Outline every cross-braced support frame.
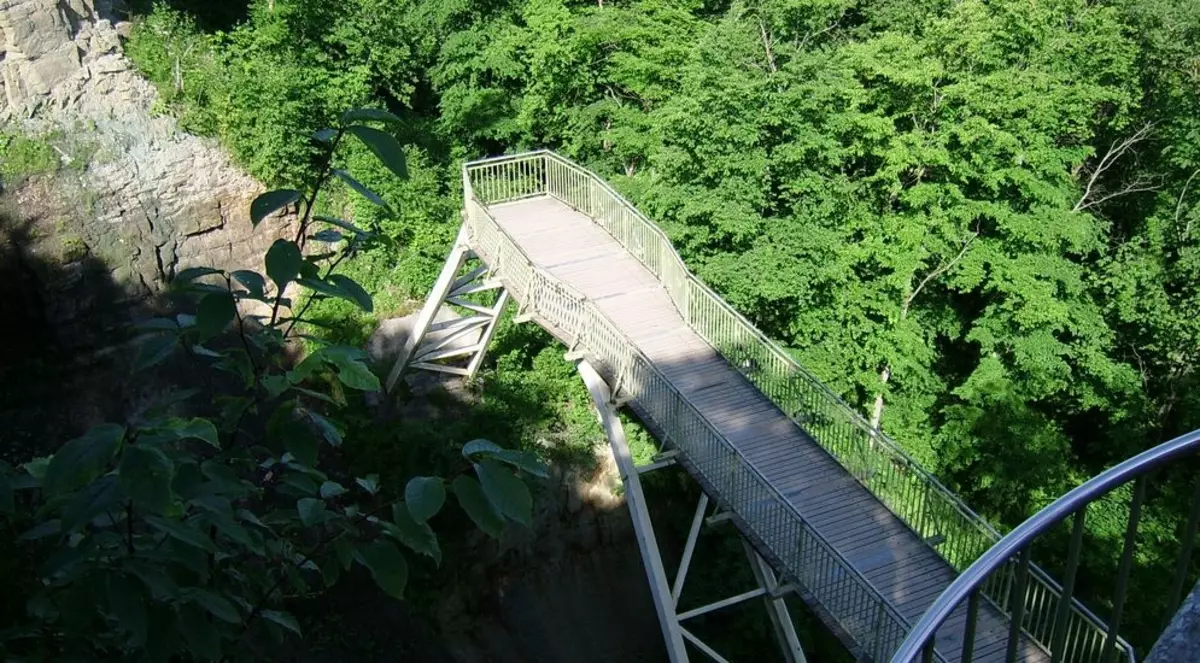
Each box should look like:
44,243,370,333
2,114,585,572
576,359,807,663
385,226,509,392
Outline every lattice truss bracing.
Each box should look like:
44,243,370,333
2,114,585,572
384,226,509,391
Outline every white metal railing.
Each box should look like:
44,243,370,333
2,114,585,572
462,151,1132,662
463,156,914,661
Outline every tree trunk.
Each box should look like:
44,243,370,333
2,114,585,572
871,365,890,430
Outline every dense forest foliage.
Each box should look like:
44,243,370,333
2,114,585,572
118,0,1199,654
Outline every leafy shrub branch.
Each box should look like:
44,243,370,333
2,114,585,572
0,110,545,661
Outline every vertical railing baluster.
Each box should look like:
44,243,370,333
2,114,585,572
1005,547,1032,663
1166,478,1200,626
962,589,979,663
1101,476,1145,663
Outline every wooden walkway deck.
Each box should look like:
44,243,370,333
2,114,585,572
484,196,1048,662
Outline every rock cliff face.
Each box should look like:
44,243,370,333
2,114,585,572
0,0,288,451
2,0,285,290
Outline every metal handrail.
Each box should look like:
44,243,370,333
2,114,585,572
462,155,918,661
892,427,1200,662
493,151,1131,661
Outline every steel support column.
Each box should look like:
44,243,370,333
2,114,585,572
575,359,808,663
577,359,689,661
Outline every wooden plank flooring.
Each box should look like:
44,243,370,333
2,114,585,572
483,196,1047,663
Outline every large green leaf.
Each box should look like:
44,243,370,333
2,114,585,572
328,274,373,312
314,215,372,237
166,417,221,449
232,270,266,299
389,503,441,565
186,588,240,624
125,560,179,600
354,540,409,598
404,476,445,523
265,239,303,290
347,125,408,180
334,535,355,570
43,424,125,495
295,277,342,300
178,602,221,661
107,573,148,646
268,401,319,466
340,108,404,125
61,475,120,532
173,266,222,284
491,449,549,479
119,446,176,515
196,291,235,341
475,459,533,528
302,409,343,446
261,609,302,637
134,333,177,371
145,515,218,553
296,497,325,526
319,481,347,498
333,358,380,391
355,474,380,495
451,475,505,538
462,439,548,478
251,189,301,227
462,439,504,459
334,169,390,211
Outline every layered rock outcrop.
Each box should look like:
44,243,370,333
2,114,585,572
0,0,288,450
2,0,284,289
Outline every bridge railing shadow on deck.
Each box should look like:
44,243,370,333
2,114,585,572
462,151,1132,662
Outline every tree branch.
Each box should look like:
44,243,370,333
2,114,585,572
758,20,777,73
1175,168,1200,243
268,129,345,330
1073,123,1155,212
904,227,979,315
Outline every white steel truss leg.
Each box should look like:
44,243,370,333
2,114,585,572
577,359,690,662
575,359,808,663
744,541,808,663
385,225,509,392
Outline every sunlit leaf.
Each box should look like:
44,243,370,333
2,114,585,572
347,125,408,180
334,169,391,211
328,274,373,312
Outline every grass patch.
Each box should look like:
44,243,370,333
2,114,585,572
0,132,59,184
